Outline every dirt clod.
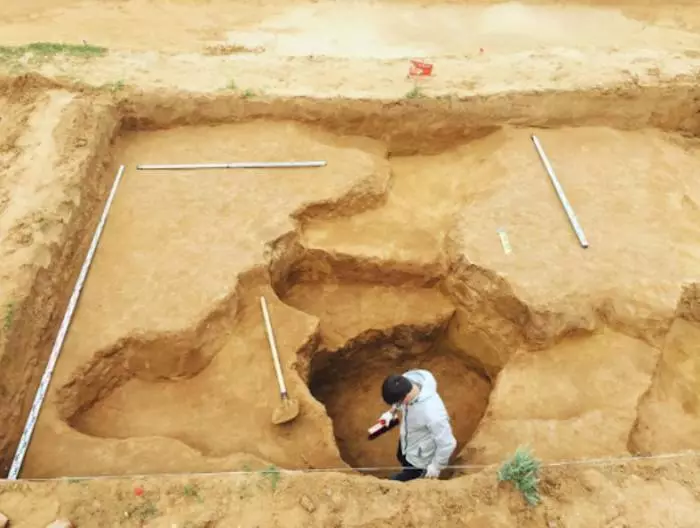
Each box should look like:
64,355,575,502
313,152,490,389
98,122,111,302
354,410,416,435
45,521,73,528
299,494,316,513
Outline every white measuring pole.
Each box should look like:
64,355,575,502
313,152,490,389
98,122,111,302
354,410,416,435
7,164,126,480
531,135,589,248
136,161,327,171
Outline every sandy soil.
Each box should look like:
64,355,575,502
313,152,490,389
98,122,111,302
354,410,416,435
1,0,700,527
3,0,700,98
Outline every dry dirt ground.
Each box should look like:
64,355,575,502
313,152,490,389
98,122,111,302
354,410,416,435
1,0,700,526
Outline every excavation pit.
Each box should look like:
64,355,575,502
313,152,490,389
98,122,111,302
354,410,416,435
278,268,494,477
2,83,700,481
308,330,493,478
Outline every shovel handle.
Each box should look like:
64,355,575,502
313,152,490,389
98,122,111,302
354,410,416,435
260,296,288,396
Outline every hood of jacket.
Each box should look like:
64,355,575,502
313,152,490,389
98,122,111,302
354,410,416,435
403,369,438,405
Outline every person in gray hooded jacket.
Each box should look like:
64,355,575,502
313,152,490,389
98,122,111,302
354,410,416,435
379,369,457,481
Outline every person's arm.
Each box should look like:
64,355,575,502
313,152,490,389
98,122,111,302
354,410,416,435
425,417,457,476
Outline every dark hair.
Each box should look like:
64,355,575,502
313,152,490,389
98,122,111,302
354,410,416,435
381,374,412,405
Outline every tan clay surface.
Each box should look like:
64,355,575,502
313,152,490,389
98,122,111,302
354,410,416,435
4,0,700,98
5,0,700,54
1,0,700,526
467,329,659,463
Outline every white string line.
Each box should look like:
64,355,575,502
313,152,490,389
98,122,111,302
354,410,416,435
16,449,700,483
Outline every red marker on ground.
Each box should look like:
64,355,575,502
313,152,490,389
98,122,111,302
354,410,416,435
407,59,433,77
134,486,144,497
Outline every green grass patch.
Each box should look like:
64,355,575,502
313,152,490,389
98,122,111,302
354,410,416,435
405,85,424,99
497,447,542,506
183,483,203,502
0,42,107,62
3,302,15,331
260,465,281,490
102,79,125,93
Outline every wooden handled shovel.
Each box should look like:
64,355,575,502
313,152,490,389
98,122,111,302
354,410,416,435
260,295,300,425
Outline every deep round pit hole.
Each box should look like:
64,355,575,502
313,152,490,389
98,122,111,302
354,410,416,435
309,332,493,479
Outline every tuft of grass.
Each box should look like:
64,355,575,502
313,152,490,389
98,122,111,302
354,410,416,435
103,79,125,93
4,302,15,331
405,85,424,99
225,79,237,91
0,42,107,62
241,89,255,98
183,483,203,502
183,483,197,497
497,447,541,506
261,465,281,490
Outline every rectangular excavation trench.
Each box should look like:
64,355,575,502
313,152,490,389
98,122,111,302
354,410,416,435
2,80,700,479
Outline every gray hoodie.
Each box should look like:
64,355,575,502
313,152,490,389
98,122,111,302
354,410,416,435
397,369,457,470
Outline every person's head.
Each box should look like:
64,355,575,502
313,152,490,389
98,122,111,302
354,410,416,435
381,374,413,405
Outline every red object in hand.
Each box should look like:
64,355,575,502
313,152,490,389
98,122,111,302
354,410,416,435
367,417,400,440
134,486,144,497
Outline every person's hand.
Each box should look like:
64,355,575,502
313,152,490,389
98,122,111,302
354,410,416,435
379,410,395,425
424,464,440,479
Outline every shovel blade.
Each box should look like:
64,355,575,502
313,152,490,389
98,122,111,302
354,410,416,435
272,397,300,425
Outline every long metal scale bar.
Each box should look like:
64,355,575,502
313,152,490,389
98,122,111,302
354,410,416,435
531,135,589,248
136,161,327,170
7,165,126,480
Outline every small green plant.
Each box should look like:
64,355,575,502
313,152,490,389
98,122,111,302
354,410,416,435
497,447,541,506
225,80,237,91
183,483,203,502
4,302,15,331
405,85,424,99
0,42,107,62
183,483,197,497
103,79,125,93
242,89,255,98
261,465,281,490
